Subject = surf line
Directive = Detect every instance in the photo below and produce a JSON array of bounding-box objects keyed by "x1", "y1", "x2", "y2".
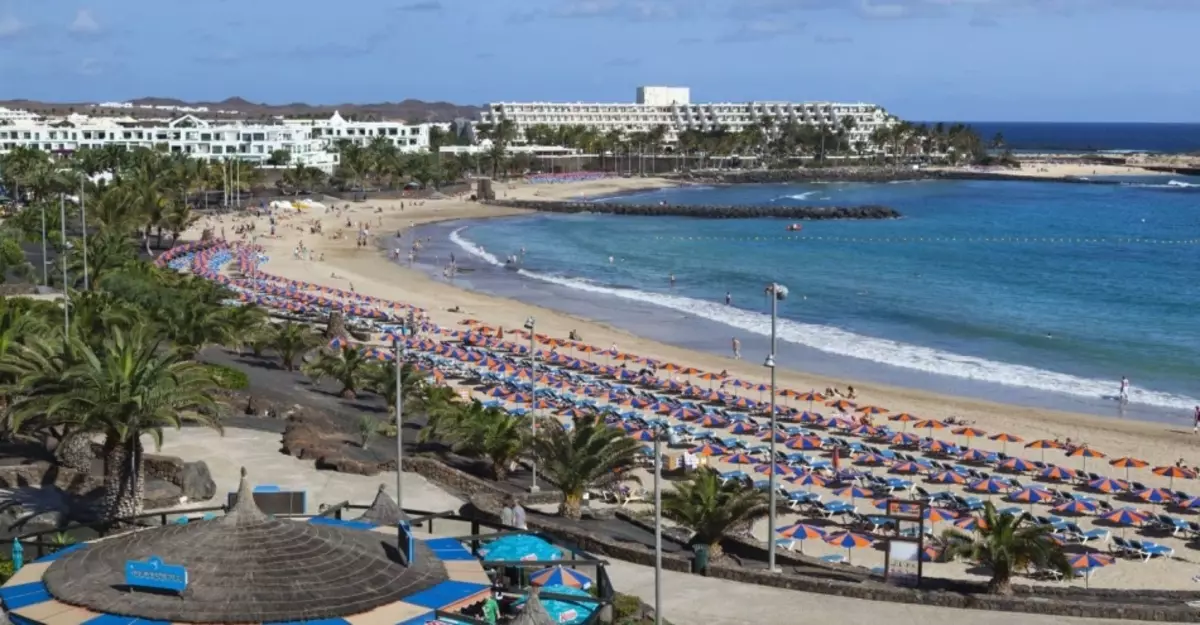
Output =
[{"x1": 649, "y1": 236, "x2": 1200, "y2": 245}]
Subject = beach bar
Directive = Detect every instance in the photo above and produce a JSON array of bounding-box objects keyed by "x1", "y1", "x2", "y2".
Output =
[{"x1": 0, "y1": 469, "x2": 494, "y2": 625}]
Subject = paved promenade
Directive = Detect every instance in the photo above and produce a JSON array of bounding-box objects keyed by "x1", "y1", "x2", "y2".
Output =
[{"x1": 158, "y1": 428, "x2": 1190, "y2": 625}]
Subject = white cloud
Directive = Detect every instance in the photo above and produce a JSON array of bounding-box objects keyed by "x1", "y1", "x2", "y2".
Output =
[
  {"x1": 68, "y1": 9, "x2": 101, "y2": 35},
  {"x1": 0, "y1": 14, "x2": 25, "y2": 37}
]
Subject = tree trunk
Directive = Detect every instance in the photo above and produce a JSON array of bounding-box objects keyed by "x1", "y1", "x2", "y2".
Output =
[
  {"x1": 324, "y1": 311, "x2": 346, "y2": 340},
  {"x1": 988, "y1": 572, "x2": 1014, "y2": 595},
  {"x1": 559, "y1": 493, "x2": 583, "y2": 520},
  {"x1": 340, "y1": 387, "x2": 357, "y2": 399},
  {"x1": 56, "y1": 429, "x2": 94, "y2": 473},
  {"x1": 100, "y1": 434, "x2": 144, "y2": 522}
]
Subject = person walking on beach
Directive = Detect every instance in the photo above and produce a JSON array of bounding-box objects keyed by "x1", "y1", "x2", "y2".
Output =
[
  {"x1": 1193, "y1": 406, "x2": 1200, "y2": 434},
  {"x1": 669, "y1": 273, "x2": 675, "y2": 288},
  {"x1": 1119, "y1": 376, "x2": 1130, "y2": 403},
  {"x1": 725, "y1": 291, "x2": 732, "y2": 306},
  {"x1": 732, "y1": 337, "x2": 741, "y2": 360}
]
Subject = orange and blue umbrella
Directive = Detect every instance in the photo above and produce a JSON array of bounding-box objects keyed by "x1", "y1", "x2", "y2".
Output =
[
  {"x1": 670, "y1": 407, "x2": 703, "y2": 420},
  {"x1": 788, "y1": 472, "x2": 827, "y2": 490},
  {"x1": 923, "y1": 439, "x2": 954, "y2": 454},
  {"x1": 786, "y1": 436, "x2": 823, "y2": 450},
  {"x1": 1009, "y1": 487, "x2": 1054, "y2": 507},
  {"x1": 1069, "y1": 552, "x2": 1115, "y2": 587},
  {"x1": 1109, "y1": 456, "x2": 1148, "y2": 481},
  {"x1": 924, "y1": 507, "x2": 957, "y2": 523},
  {"x1": 1024, "y1": 438, "x2": 1062, "y2": 461},
  {"x1": 723, "y1": 453, "x2": 756, "y2": 465},
  {"x1": 1152, "y1": 465, "x2": 1195, "y2": 489},
  {"x1": 890, "y1": 461, "x2": 925, "y2": 475},
  {"x1": 755, "y1": 463, "x2": 797, "y2": 477},
  {"x1": 796, "y1": 411, "x2": 824, "y2": 424},
  {"x1": 629, "y1": 430, "x2": 658, "y2": 442},
  {"x1": 1087, "y1": 477, "x2": 1128, "y2": 494},
  {"x1": 698, "y1": 415, "x2": 729, "y2": 428},
  {"x1": 1054, "y1": 500, "x2": 1097, "y2": 516},
  {"x1": 888, "y1": 432, "x2": 920, "y2": 447},
  {"x1": 988, "y1": 432, "x2": 1024, "y2": 453},
  {"x1": 953, "y1": 515, "x2": 987, "y2": 532},
  {"x1": 1100, "y1": 508, "x2": 1147, "y2": 532},
  {"x1": 826, "y1": 399, "x2": 855, "y2": 412},
  {"x1": 728, "y1": 422, "x2": 758, "y2": 435},
  {"x1": 856, "y1": 405, "x2": 888, "y2": 415},
  {"x1": 854, "y1": 453, "x2": 889, "y2": 466},
  {"x1": 959, "y1": 448, "x2": 994, "y2": 463},
  {"x1": 824, "y1": 532, "x2": 873, "y2": 564},
  {"x1": 1067, "y1": 446, "x2": 1105, "y2": 471},
  {"x1": 928, "y1": 470, "x2": 966, "y2": 485},
  {"x1": 1038, "y1": 465, "x2": 1075, "y2": 482},
  {"x1": 558, "y1": 407, "x2": 593, "y2": 419},
  {"x1": 761, "y1": 430, "x2": 789, "y2": 443},
  {"x1": 530, "y1": 565, "x2": 593, "y2": 590},
  {"x1": 690, "y1": 443, "x2": 727, "y2": 456},
  {"x1": 778, "y1": 523, "x2": 826, "y2": 540},
  {"x1": 913, "y1": 419, "x2": 946, "y2": 433},
  {"x1": 1136, "y1": 488, "x2": 1175, "y2": 505},
  {"x1": 834, "y1": 486, "x2": 874, "y2": 500},
  {"x1": 998, "y1": 457, "x2": 1036, "y2": 473},
  {"x1": 952, "y1": 427, "x2": 987, "y2": 442},
  {"x1": 889, "y1": 412, "x2": 919, "y2": 423},
  {"x1": 970, "y1": 478, "x2": 1009, "y2": 494}
]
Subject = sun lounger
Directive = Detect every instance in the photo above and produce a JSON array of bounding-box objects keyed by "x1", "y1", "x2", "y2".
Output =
[
  {"x1": 1127, "y1": 538, "x2": 1174, "y2": 560},
  {"x1": 1152, "y1": 514, "x2": 1189, "y2": 537},
  {"x1": 1063, "y1": 523, "x2": 1109, "y2": 544},
  {"x1": 820, "y1": 554, "x2": 845, "y2": 564},
  {"x1": 814, "y1": 500, "x2": 856, "y2": 519}
]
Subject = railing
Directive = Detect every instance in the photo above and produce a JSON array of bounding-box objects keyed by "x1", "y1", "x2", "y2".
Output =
[{"x1": 2, "y1": 502, "x2": 616, "y2": 624}]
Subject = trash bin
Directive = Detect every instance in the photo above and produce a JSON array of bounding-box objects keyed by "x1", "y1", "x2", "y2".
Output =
[{"x1": 692, "y1": 544, "x2": 710, "y2": 575}]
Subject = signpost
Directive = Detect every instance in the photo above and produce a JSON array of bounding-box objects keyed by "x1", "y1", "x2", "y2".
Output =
[
  {"x1": 882, "y1": 498, "x2": 927, "y2": 587},
  {"x1": 125, "y1": 556, "x2": 189, "y2": 594}
]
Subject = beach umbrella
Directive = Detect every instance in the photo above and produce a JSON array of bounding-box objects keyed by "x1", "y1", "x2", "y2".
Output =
[
  {"x1": 1109, "y1": 456, "x2": 1149, "y2": 481},
  {"x1": 557, "y1": 407, "x2": 593, "y2": 419},
  {"x1": 1178, "y1": 496, "x2": 1200, "y2": 510},
  {"x1": 969, "y1": 478, "x2": 1009, "y2": 495},
  {"x1": 1009, "y1": 487, "x2": 1054, "y2": 508},
  {"x1": 728, "y1": 422, "x2": 758, "y2": 435},
  {"x1": 795, "y1": 392, "x2": 825, "y2": 410},
  {"x1": 1099, "y1": 508, "x2": 1147, "y2": 536},
  {"x1": 788, "y1": 472, "x2": 828, "y2": 490},
  {"x1": 1152, "y1": 465, "x2": 1195, "y2": 490},
  {"x1": 1054, "y1": 500, "x2": 1098, "y2": 516},
  {"x1": 953, "y1": 515, "x2": 987, "y2": 532},
  {"x1": 786, "y1": 436, "x2": 824, "y2": 450},
  {"x1": 1136, "y1": 488, "x2": 1175, "y2": 505},
  {"x1": 887, "y1": 432, "x2": 920, "y2": 447},
  {"x1": 1024, "y1": 439, "x2": 1062, "y2": 462},
  {"x1": 777, "y1": 522, "x2": 826, "y2": 553},
  {"x1": 853, "y1": 452, "x2": 889, "y2": 467},
  {"x1": 834, "y1": 486, "x2": 874, "y2": 501},
  {"x1": 530, "y1": 566, "x2": 593, "y2": 590},
  {"x1": 988, "y1": 432, "x2": 1024, "y2": 453},
  {"x1": 1066, "y1": 446, "x2": 1105, "y2": 472},
  {"x1": 1087, "y1": 477, "x2": 1129, "y2": 495},
  {"x1": 998, "y1": 457, "x2": 1036, "y2": 473},
  {"x1": 958, "y1": 448, "x2": 994, "y2": 464},
  {"x1": 760, "y1": 429, "x2": 790, "y2": 443},
  {"x1": 847, "y1": 424, "x2": 878, "y2": 437},
  {"x1": 890, "y1": 461, "x2": 925, "y2": 475},
  {"x1": 755, "y1": 463, "x2": 796, "y2": 477},
  {"x1": 952, "y1": 427, "x2": 987, "y2": 445},
  {"x1": 826, "y1": 399, "x2": 855, "y2": 412},
  {"x1": 1069, "y1": 553, "x2": 1115, "y2": 588},
  {"x1": 913, "y1": 419, "x2": 946, "y2": 435},
  {"x1": 922, "y1": 439, "x2": 954, "y2": 455},
  {"x1": 670, "y1": 407, "x2": 703, "y2": 421},
  {"x1": 482, "y1": 535, "x2": 563, "y2": 562},
  {"x1": 928, "y1": 470, "x2": 967, "y2": 485},
  {"x1": 796, "y1": 411, "x2": 824, "y2": 424},
  {"x1": 690, "y1": 443, "x2": 727, "y2": 456},
  {"x1": 823, "y1": 532, "x2": 873, "y2": 564},
  {"x1": 722, "y1": 452, "x2": 756, "y2": 465},
  {"x1": 698, "y1": 415, "x2": 729, "y2": 429},
  {"x1": 921, "y1": 507, "x2": 957, "y2": 524},
  {"x1": 628, "y1": 429, "x2": 658, "y2": 442},
  {"x1": 888, "y1": 413, "x2": 920, "y2": 429},
  {"x1": 1037, "y1": 465, "x2": 1076, "y2": 482},
  {"x1": 856, "y1": 404, "x2": 889, "y2": 415}
]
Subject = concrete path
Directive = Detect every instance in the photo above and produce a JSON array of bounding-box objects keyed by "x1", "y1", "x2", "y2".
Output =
[
  {"x1": 150, "y1": 428, "x2": 462, "y2": 514},
  {"x1": 604, "y1": 560, "x2": 1183, "y2": 625}
]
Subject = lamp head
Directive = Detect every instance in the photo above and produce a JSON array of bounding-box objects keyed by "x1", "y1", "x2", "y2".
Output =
[
  {"x1": 765, "y1": 283, "x2": 789, "y2": 301},
  {"x1": 524, "y1": 316, "x2": 535, "y2": 330},
  {"x1": 764, "y1": 354, "x2": 776, "y2": 368}
]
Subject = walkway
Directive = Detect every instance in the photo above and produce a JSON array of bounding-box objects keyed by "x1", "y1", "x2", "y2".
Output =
[{"x1": 604, "y1": 560, "x2": 1184, "y2": 625}]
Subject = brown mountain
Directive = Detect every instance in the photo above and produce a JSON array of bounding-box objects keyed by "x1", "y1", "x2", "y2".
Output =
[{"x1": 0, "y1": 96, "x2": 485, "y2": 123}]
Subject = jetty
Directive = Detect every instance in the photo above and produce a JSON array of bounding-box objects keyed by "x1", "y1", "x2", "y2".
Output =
[
  {"x1": 483, "y1": 199, "x2": 900, "y2": 220},
  {"x1": 672, "y1": 167, "x2": 1132, "y2": 186}
]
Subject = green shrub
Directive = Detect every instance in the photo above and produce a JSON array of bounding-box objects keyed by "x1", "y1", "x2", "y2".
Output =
[
  {"x1": 0, "y1": 558, "x2": 13, "y2": 584},
  {"x1": 205, "y1": 363, "x2": 249, "y2": 390}
]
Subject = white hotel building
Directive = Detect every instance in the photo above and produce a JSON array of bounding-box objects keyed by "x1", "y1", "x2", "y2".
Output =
[
  {"x1": 481, "y1": 86, "x2": 895, "y2": 147},
  {"x1": 0, "y1": 110, "x2": 447, "y2": 172}
]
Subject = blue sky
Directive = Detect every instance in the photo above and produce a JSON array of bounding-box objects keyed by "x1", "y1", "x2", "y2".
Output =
[{"x1": 0, "y1": 0, "x2": 1196, "y2": 122}]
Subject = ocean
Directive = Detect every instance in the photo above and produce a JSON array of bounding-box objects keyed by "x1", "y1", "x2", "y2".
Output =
[
  {"x1": 946, "y1": 122, "x2": 1200, "y2": 154},
  {"x1": 402, "y1": 175, "x2": 1200, "y2": 426}
]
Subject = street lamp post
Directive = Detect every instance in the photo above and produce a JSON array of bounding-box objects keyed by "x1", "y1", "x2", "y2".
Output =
[
  {"x1": 394, "y1": 324, "x2": 406, "y2": 509},
  {"x1": 80, "y1": 177, "x2": 89, "y2": 291},
  {"x1": 764, "y1": 282, "x2": 788, "y2": 572},
  {"x1": 653, "y1": 423, "x2": 665, "y2": 625},
  {"x1": 524, "y1": 316, "x2": 539, "y2": 492},
  {"x1": 59, "y1": 194, "x2": 69, "y2": 336}
]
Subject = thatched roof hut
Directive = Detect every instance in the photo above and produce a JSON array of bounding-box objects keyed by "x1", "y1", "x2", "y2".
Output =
[
  {"x1": 357, "y1": 484, "x2": 409, "y2": 525},
  {"x1": 42, "y1": 468, "x2": 447, "y2": 623}
]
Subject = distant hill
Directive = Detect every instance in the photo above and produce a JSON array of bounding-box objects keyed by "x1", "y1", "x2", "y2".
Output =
[{"x1": 0, "y1": 96, "x2": 485, "y2": 123}]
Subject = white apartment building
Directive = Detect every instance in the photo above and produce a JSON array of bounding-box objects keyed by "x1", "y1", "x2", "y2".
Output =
[
  {"x1": 481, "y1": 86, "x2": 895, "y2": 147},
  {"x1": 0, "y1": 107, "x2": 40, "y2": 123},
  {"x1": 0, "y1": 111, "x2": 447, "y2": 173}
]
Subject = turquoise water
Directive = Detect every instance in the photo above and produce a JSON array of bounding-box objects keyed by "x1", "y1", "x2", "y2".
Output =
[{"x1": 429, "y1": 177, "x2": 1200, "y2": 420}]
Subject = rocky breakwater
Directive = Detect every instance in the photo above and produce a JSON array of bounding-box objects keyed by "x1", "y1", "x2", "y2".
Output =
[
  {"x1": 675, "y1": 166, "x2": 1123, "y2": 186},
  {"x1": 484, "y1": 198, "x2": 900, "y2": 220}
]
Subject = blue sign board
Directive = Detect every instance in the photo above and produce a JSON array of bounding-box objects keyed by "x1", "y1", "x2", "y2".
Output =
[
  {"x1": 125, "y1": 556, "x2": 188, "y2": 594},
  {"x1": 398, "y1": 521, "x2": 415, "y2": 565}
]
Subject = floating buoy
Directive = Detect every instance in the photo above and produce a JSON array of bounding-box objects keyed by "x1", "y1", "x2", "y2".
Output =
[{"x1": 786, "y1": 223, "x2": 804, "y2": 232}]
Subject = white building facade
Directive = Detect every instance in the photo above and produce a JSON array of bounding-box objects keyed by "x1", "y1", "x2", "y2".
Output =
[
  {"x1": 481, "y1": 85, "x2": 895, "y2": 147},
  {"x1": 0, "y1": 111, "x2": 447, "y2": 172}
]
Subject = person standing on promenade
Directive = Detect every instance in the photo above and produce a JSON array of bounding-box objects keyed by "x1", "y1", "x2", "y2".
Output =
[
  {"x1": 1119, "y1": 376, "x2": 1130, "y2": 403},
  {"x1": 512, "y1": 500, "x2": 528, "y2": 530},
  {"x1": 500, "y1": 498, "x2": 515, "y2": 527}
]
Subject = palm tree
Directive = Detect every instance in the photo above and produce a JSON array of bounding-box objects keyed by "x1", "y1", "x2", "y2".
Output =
[
  {"x1": 303, "y1": 343, "x2": 371, "y2": 398},
  {"x1": 939, "y1": 502, "x2": 1071, "y2": 594},
  {"x1": 661, "y1": 468, "x2": 769, "y2": 559},
  {"x1": 268, "y1": 321, "x2": 322, "y2": 370},
  {"x1": 362, "y1": 360, "x2": 428, "y2": 417},
  {"x1": 415, "y1": 384, "x2": 464, "y2": 443},
  {"x1": 533, "y1": 417, "x2": 643, "y2": 519},
  {"x1": 439, "y1": 400, "x2": 528, "y2": 480},
  {"x1": 7, "y1": 327, "x2": 221, "y2": 521}
]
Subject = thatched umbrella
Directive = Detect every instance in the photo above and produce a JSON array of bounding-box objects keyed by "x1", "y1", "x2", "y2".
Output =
[
  {"x1": 43, "y1": 468, "x2": 447, "y2": 623},
  {"x1": 512, "y1": 587, "x2": 557, "y2": 625},
  {"x1": 357, "y1": 484, "x2": 409, "y2": 525}
]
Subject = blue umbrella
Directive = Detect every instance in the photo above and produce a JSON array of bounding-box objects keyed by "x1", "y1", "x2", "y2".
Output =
[
  {"x1": 482, "y1": 534, "x2": 562, "y2": 562},
  {"x1": 518, "y1": 584, "x2": 598, "y2": 625}
]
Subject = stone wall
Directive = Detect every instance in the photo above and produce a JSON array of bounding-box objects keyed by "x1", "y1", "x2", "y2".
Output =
[
  {"x1": 0, "y1": 463, "x2": 100, "y2": 494},
  {"x1": 402, "y1": 455, "x2": 561, "y2": 506},
  {"x1": 673, "y1": 167, "x2": 1124, "y2": 186},
  {"x1": 483, "y1": 198, "x2": 900, "y2": 220}
]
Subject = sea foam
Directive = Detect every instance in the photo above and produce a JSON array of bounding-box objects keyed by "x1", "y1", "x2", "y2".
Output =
[{"x1": 449, "y1": 227, "x2": 1199, "y2": 412}]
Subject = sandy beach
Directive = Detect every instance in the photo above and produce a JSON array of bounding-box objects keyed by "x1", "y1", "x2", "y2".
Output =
[
  {"x1": 191, "y1": 176, "x2": 1200, "y2": 590},
  {"x1": 944, "y1": 161, "x2": 1169, "y2": 179}
]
